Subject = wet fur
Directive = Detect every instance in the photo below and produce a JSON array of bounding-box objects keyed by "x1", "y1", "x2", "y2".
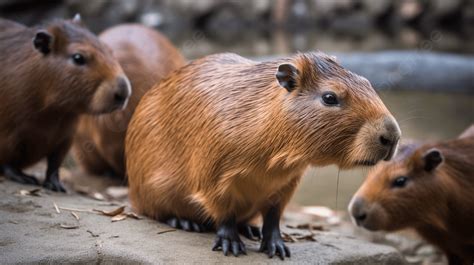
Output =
[
  {"x1": 0, "y1": 18, "x2": 125, "y2": 182},
  {"x1": 126, "y1": 52, "x2": 396, "y2": 227},
  {"x1": 354, "y1": 125, "x2": 474, "y2": 264},
  {"x1": 73, "y1": 24, "x2": 185, "y2": 178}
]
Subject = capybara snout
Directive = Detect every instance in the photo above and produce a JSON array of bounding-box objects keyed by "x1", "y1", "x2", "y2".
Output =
[{"x1": 89, "y1": 75, "x2": 131, "y2": 114}]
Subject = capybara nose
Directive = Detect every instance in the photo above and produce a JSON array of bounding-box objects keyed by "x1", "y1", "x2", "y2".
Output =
[
  {"x1": 349, "y1": 197, "x2": 368, "y2": 225},
  {"x1": 380, "y1": 116, "x2": 401, "y2": 160},
  {"x1": 113, "y1": 76, "x2": 131, "y2": 107}
]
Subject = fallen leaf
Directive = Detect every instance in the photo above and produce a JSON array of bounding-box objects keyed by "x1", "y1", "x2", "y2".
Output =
[
  {"x1": 157, "y1": 229, "x2": 176, "y2": 235},
  {"x1": 105, "y1": 186, "x2": 128, "y2": 200},
  {"x1": 111, "y1": 213, "x2": 127, "y2": 222},
  {"x1": 282, "y1": 232, "x2": 297, "y2": 242},
  {"x1": 71, "y1": 212, "x2": 80, "y2": 220},
  {"x1": 59, "y1": 206, "x2": 94, "y2": 213},
  {"x1": 19, "y1": 188, "x2": 41, "y2": 197},
  {"x1": 53, "y1": 202, "x2": 61, "y2": 214},
  {"x1": 94, "y1": 206, "x2": 125, "y2": 217},
  {"x1": 87, "y1": 230, "x2": 99, "y2": 237},
  {"x1": 125, "y1": 212, "x2": 141, "y2": 219},
  {"x1": 91, "y1": 192, "x2": 105, "y2": 201},
  {"x1": 60, "y1": 223, "x2": 79, "y2": 229},
  {"x1": 286, "y1": 223, "x2": 324, "y2": 231},
  {"x1": 282, "y1": 232, "x2": 317, "y2": 242}
]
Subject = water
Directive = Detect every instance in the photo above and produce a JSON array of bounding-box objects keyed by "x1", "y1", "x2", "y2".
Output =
[{"x1": 292, "y1": 90, "x2": 474, "y2": 208}]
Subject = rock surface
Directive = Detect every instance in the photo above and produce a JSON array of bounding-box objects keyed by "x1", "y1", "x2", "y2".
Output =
[{"x1": 0, "y1": 180, "x2": 406, "y2": 264}]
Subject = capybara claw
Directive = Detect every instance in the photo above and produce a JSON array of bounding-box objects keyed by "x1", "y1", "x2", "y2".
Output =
[
  {"x1": 238, "y1": 223, "x2": 262, "y2": 241},
  {"x1": 42, "y1": 179, "x2": 66, "y2": 193}
]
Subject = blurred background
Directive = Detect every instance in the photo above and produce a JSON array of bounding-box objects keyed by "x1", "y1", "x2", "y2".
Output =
[
  {"x1": 1, "y1": 0, "x2": 472, "y2": 209},
  {"x1": 1, "y1": 1, "x2": 472, "y2": 263}
]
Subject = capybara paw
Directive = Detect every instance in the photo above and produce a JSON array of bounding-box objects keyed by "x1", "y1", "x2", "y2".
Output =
[
  {"x1": 2, "y1": 166, "x2": 39, "y2": 185},
  {"x1": 259, "y1": 232, "x2": 290, "y2": 260},
  {"x1": 212, "y1": 226, "x2": 247, "y2": 257},
  {"x1": 42, "y1": 179, "x2": 66, "y2": 193},
  {"x1": 238, "y1": 223, "x2": 262, "y2": 241},
  {"x1": 13, "y1": 174, "x2": 39, "y2": 185},
  {"x1": 166, "y1": 217, "x2": 208, "y2": 232}
]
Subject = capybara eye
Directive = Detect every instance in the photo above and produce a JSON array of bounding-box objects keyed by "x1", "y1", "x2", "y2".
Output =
[
  {"x1": 391, "y1": 176, "x2": 408, "y2": 188},
  {"x1": 321, "y1": 92, "x2": 339, "y2": 106},
  {"x1": 71, "y1": 53, "x2": 86, "y2": 66}
]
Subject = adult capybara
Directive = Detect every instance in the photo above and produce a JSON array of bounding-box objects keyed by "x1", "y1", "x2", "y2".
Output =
[
  {"x1": 349, "y1": 125, "x2": 474, "y2": 265},
  {"x1": 72, "y1": 24, "x2": 185, "y2": 179},
  {"x1": 126, "y1": 52, "x2": 401, "y2": 259},
  {"x1": 0, "y1": 15, "x2": 131, "y2": 192}
]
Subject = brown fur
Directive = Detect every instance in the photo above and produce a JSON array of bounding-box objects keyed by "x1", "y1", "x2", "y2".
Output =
[
  {"x1": 73, "y1": 24, "x2": 185, "y2": 178},
  {"x1": 126, "y1": 52, "x2": 399, "y2": 225},
  {"x1": 0, "y1": 17, "x2": 129, "y2": 189},
  {"x1": 350, "y1": 125, "x2": 474, "y2": 265}
]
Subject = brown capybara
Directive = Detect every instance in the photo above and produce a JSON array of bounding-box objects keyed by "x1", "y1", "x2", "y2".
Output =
[
  {"x1": 72, "y1": 24, "x2": 185, "y2": 179},
  {"x1": 349, "y1": 125, "x2": 474, "y2": 265},
  {"x1": 0, "y1": 15, "x2": 131, "y2": 192},
  {"x1": 126, "y1": 52, "x2": 401, "y2": 259}
]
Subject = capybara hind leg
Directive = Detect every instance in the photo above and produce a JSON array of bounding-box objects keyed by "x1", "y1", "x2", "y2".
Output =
[
  {"x1": 73, "y1": 135, "x2": 113, "y2": 176},
  {"x1": 166, "y1": 217, "x2": 213, "y2": 232},
  {"x1": 212, "y1": 217, "x2": 247, "y2": 257},
  {"x1": 42, "y1": 141, "x2": 70, "y2": 192},
  {"x1": 238, "y1": 223, "x2": 261, "y2": 241},
  {"x1": 2, "y1": 165, "x2": 39, "y2": 185}
]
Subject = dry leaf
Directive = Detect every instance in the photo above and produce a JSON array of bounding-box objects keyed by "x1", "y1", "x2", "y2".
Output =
[
  {"x1": 87, "y1": 230, "x2": 99, "y2": 237},
  {"x1": 94, "y1": 206, "x2": 125, "y2": 217},
  {"x1": 59, "y1": 206, "x2": 94, "y2": 213},
  {"x1": 105, "y1": 186, "x2": 128, "y2": 200},
  {"x1": 282, "y1": 232, "x2": 297, "y2": 242},
  {"x1": 125, "y1": 212, "x2": 141, "y2": 219},
  {"x1": 111, "y1": 213, "x2": 127, "y2": 222},
  {"x1": 60, "y1": 223, "x2": 79, "y2": 229},
  {"x1": 286, "y1": 223, "x2": 324, "y2": 231},
  {"x1": 19, "y1": 188, "x2": 41, "y2": 197},
  {"x1": 282, "y1": 232, "x2": 317, "y2": 242},
  {"x1": 71, "y1": 212, "x2": 80, "y2": 220},
  {"x1": 53, "y1": 202, "x2": 60, "y2": 214},
  {"x1": 91, "y1": 192, "x2": 105, "y2": 201},
  {"x1": 157, "y1": 229, "x2": 176, "y2": 235}
]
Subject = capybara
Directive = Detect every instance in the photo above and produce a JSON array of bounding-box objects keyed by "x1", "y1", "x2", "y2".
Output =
[
  {"x1": 349, "y1": 125, "x2": 474, "y2": 265},
  {"x1": 72, "y1": 24, "x2": 185, "y2": 179},
  {"x1": 0, "y1": 15, "x2": 131, "y2": 192},
  {"x1": 126, "y1": 52, "x2": 401, "y2": 259}
]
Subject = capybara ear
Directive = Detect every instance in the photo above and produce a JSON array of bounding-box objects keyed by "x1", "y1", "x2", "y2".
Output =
[
  {"x1": 71, "y1": 13, "x2": 84, "y2": 26},
  {"x1": 276, "y1": 63, "x2": 299, "y2": 92},
  {"x1": 423, "y1": 148, "x2": 443, "y2": 171},
  {"x1": 33, "y1": 31, "x2": 53, "y2": 55}
]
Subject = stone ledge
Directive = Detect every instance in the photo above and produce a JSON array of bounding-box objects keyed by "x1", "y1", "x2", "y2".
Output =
[{"x1": 0, "y1": 181, "x2": 405, "y2": 264}]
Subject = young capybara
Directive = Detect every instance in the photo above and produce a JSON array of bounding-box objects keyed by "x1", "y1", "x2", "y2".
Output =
[
  {"x1": 349, "y1": 125, "x2": 474, "y2": 265},
  {"x1": 72, "y1": 24, "x2": 185, "y2": 179},
  {"x1": 0, "y1": 15, "x2": 131, "y2": 192},
  {"x1": 126, "y1": 52, "x2": 401, "y2": 259}
]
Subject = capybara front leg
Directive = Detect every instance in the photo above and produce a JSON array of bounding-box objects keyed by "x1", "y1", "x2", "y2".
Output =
[
  {"x1": 259, "y1": 205, "x2": 290, "y2": 260},
  {"x1": 212, "y1": 216, "x2": 247, "y2": 257}
]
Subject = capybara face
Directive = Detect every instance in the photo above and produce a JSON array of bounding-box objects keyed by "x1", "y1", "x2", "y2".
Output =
[
  {"x1": 349, "y1": 145, "x2": 444, "y2": 231},
  {"x1": 32, "y1": 16, "x2": 131, "y2": 114},
  {"x1": 282, "y1": 53, "x2": 401, "y2": 169}
]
